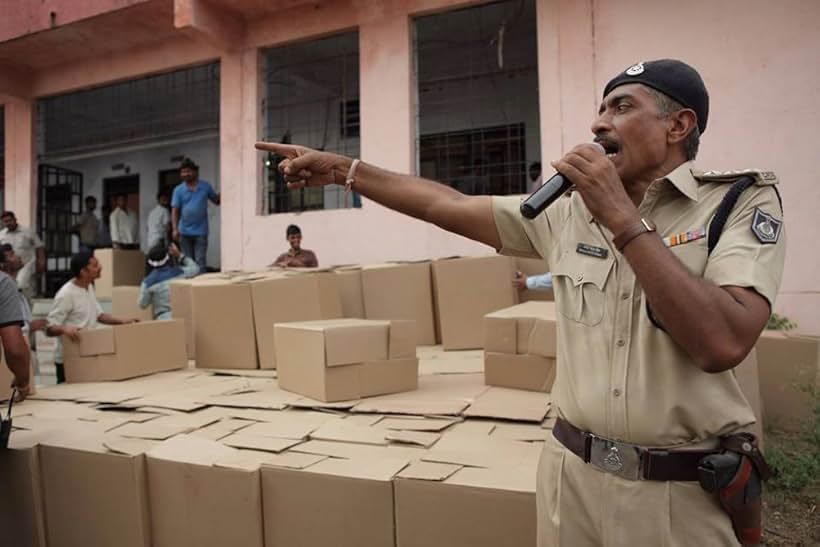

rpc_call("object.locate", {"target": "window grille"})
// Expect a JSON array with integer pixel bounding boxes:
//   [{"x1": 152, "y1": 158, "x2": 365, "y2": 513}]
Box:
[
  {"x1": 415, "y1": 0, "x2": 541, "y2": 196},
  {"x1": 263, "y1": 31, "x2": 361, "y2": 214},
  {"x1": 38, "y1": 63, "x2": 219, "y2": 158}
]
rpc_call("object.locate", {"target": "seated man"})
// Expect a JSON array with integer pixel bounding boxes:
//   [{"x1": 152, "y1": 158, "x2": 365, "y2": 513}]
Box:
[
  {"x1": 272, "y1": 224, "x2": 318, "y2": 268},
  {"x1": 139, "y1": 242, "x2": 199, "y2": 320},
  {"x1": 46, "y1": 252, "x2": 138, "y2": 384},
  {"x1": 513, "y1": 270, "x2": 554, "y2": 291}
]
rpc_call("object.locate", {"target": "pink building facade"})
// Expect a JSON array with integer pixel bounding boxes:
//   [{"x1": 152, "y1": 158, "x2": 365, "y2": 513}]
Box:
[{"x1": 1, "y1": 0, "x2": 818, "y2": 332}]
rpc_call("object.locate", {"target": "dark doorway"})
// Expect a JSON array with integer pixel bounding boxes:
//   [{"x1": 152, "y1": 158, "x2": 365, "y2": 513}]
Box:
[
  {"x1": 158, "y1": 168, "x2": 181, "y2": 198},
  {"x1": 103, "y1": 174, "x2": 140, "y2": 220},
  {"x1": 38, "y1": 164, "x2": 83, "y2": 297}
]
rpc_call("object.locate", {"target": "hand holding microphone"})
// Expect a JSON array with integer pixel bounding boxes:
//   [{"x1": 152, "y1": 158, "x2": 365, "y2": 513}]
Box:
[{"x1": 520, "y1": 142, "x2": 607, "y2": 219}]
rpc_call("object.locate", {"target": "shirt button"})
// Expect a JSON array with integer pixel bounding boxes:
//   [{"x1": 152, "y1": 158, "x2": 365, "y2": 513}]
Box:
[
  {"x1": 616, "y1": 339, "x2": 625, "y2": 347},
  {"x1": 613, "y1": 388, "x2": 622, "y2": 397},
  {"x1": 576, "y1": 274, "x2": 584, "y2": 282}
]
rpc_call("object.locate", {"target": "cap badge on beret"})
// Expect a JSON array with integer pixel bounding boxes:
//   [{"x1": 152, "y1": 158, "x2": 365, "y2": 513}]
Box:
[{"x1": 625, "y1": 62, "x2": 645, "y2": 76}]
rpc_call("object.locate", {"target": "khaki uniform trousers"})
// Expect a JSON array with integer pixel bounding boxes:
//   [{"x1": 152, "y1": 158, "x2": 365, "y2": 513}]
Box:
[{"x1": 536, "y1": 433, "x2": 740, "y2": 546}]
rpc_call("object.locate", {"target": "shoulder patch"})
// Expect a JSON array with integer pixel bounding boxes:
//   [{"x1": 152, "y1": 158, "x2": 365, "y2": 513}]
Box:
[
  {"x1": 751, "y1": 207, "x2": 782, "y2": 244},
  {"x1": 693, "y1": 169, "x2": 778, "y2": 187}
]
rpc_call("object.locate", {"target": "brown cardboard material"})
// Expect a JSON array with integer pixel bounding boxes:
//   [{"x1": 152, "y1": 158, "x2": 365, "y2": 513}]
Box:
[
  {"x1": 463, "y1": 387, "x2": 552, "y2": 422},
  {"x1": 261, "y1": 457, "x2": 405, "y2": 547},
  {"x1": 111, "y1": 286, "x2": 154, "y2": 321},
  {"x1": 39, "y1": 433, "x2": 152, "y2": 547},
  {"x1": 61, "y1": 320, "x2": 186, "y2": 382},
  {"x1": 275, "y1": 319, "x2": 419, "y2": 402},
  {"x1": 362, "y1": 262, "x2": 437, "y2": 345},
  {"x1": 484, "y1": 302, "x2": 557, "y2": 391},
  {"x1": 484, "y1": 352, "x2": 557, "y2": 392},
  {"x1": 146, "y1": 435, "x2": 264, "y2": 547},
  {"x1": 0, "y1": 429, "x2": 52, "y2": 547},
  {"x1": 755, "y1": 330, "x2": 820, "y2": 431},
  {"x1": 431, "y1": 256, "x2": 518, "y2": 350},
  {"x1": 484, "y1": 301, "x2": 557, "y2": 357},
  {"x1": 394, "y1": 474, "x2": 536, "y2": 547},
  {"x1": 515, "y1": 256, "x2": 554, "y2": 302},
  {"x1": 250, "y1": 272, "x2": 343, "y2": 369},
  {"x1": 94, "y1": 248, "x2": 145, "y2": 299},
  {"x1": 192, "y1": 280, "x2": 258, "y2": 369},
  {"x1": 334, "y1": 267, "x2": 366, "y2": 318},
  {"x1": 169, "y1": 279, "x2": 195, "y2": 358},
  {"x1": 0, "y1": 347, "x2": 34, "y2": 400}
]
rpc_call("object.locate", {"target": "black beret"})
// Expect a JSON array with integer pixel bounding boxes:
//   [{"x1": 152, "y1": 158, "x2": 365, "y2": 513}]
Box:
[{"x1": 603, "y1": 59, "x2": 709, "y2": 134}]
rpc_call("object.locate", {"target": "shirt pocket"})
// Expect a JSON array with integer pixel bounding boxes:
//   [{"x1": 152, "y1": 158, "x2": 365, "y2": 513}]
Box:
[
  {"x1": 669, "y1": 236, "x2": 708, "y2": 276},
  {"x1": 551, "y1": 250, "x2": 615, "y2": 327}
]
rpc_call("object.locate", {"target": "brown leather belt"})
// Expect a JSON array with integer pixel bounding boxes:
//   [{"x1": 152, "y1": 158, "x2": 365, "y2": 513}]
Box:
[{"x1": 553, "y1": 417, "x2": 718, "y2": 481}]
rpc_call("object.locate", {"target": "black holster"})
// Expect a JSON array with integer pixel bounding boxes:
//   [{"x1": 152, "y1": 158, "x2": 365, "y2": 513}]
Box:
[{"x1": 697, "y1": 433, "x2": 776, "y2": 546}]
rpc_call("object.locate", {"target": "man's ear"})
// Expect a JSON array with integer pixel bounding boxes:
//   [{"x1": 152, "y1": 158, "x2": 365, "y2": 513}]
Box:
[{"x1": 668, "y1": 108, "x2": 698, "y2": 146}]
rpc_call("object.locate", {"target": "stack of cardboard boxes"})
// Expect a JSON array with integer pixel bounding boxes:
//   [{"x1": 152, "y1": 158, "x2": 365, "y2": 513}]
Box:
[{"x1": 483, "y1": 301, "x2": 558, "y2": 392}]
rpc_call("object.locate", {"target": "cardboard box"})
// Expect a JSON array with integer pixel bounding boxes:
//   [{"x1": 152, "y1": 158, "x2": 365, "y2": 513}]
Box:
[
  {"x1": 362, "y1": 262, "x2": 437, "y2": 345},
  {"x1": 432, "y1": 256, "x2": 518, "y2": 350},
  {"x1": 275, "y1": 319, "x2": 418, "y2": 402},
  {"x1": 191, "y1": 280, "x2": 258, "y2": 369},
  {"x1": 483, "y1": 301, "x2": 557, "y2": 392},
  {"x1": 0, "y1": 346, "x2": 35, "y2": 400},
  {"x1": 262, "y1": 456, "x2": 404, "y2": 547},
  {"x1": 169, "y1": 279, "x2": 195, "y2": 359},
  {"x1": 754, "y1": 330, "x2": 820, "y2": 431},
  {"x1": 0, "y1": 429, "x2": 51, "y2": 547},
  {"x1": 146, "y1": 435, "x2": 264, "y2": 547},
  {"x1": 335, "y1": 267, "x2": 366, "y2": 319},
  {"x1": 39, "y1": 434, "x2": 152, "y2": 547},
  {"x1": 61, "y1": 320, "x2": 186, "y2": 382},
  {"x1": 250, "y1": 272, "x2": 343, "y2": 369},
  {"x1": 484, "y1": 353, "x2": 556, "y2": 393},
  {"x1": 515, "y1": 256, "x2": 554, "y2": 302},
  {"x1": 484, "y1": 301, "x2": 557, "y2": 357},
  {"x1": 394, "y1": 470, "x2": 536, "y2": 547},
  {"x1": 111, "y1": 286, "x2": 154, "y2": 321},
  {"x1": 394, "y1": 431, "x2": 538, "y2": 547},
  {"x1": 94, "y1": 249, "x2": 146, "y2": 299}
]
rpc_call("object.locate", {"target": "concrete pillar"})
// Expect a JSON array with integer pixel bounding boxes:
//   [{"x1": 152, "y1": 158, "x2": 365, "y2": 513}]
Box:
[
  {"x1": 220, "y1": 47, "x2": 261, "y2": 270},
  {"x1": 2, "y1": 98, "x2": 37, "y2": 226}
]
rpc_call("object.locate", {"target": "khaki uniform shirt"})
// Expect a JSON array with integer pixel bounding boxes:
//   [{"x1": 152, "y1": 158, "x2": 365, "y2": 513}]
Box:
[{"x1": 493, "y1": 162, "x2": 786, "y2": 447}]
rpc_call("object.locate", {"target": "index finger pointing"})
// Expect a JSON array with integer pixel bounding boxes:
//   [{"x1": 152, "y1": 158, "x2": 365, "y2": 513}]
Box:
[{"x1": 255, "y1": 142, "x2": 299, "y2": 158}]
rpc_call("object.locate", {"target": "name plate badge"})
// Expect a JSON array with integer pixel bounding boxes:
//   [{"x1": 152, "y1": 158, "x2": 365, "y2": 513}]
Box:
[{"x1": 576, "y1": 243, "x2": 609, "y2": 259}]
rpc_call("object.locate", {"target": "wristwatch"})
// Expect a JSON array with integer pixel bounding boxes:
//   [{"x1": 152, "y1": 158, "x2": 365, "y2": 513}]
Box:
[{"x1": 613, "y1": 218, "x2": 657, "y2": 252}]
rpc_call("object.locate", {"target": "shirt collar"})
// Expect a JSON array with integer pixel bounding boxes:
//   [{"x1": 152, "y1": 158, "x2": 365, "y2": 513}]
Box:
[{"x1": 663, "y1": 161, "x2": 699, "y2": 202}]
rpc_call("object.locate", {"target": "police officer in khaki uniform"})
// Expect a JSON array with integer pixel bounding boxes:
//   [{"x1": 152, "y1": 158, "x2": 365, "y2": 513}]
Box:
[{"x1": 256, "y1": 58, "x2": 785, "y2": 546}]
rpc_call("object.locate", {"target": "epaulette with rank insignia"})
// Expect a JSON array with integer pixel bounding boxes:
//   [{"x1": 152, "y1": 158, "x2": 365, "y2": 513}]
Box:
[{"x1": 692, "y1": 168, "x2": 779, "y2": 187}]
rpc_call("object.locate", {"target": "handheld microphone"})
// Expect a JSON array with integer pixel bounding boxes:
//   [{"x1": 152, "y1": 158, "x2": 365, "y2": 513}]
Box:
[{"x1": 520, "y1": 143, "x2": 605, "y2": 219}]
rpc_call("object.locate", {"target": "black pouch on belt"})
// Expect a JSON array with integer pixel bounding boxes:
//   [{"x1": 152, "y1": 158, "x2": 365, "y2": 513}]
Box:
[{"x1": 697, "y1": 433, "x2": 776, "y2": 546}]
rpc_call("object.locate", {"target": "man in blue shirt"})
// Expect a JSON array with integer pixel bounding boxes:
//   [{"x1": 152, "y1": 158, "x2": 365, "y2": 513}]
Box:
[{"x1": 171, "y1": 158, "x2": 220, "y2": 273}]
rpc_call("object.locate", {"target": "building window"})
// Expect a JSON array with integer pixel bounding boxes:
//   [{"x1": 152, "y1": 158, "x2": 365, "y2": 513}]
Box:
[
  {"x1": 38, "y1": 63, "x2": 220, "y2": 158},
  {"x1": 263, "y1": 31, "x2": 361, "y2": 214},
  {"x1": 415, "y1": 0, "x2": 541, "y2": 196}
]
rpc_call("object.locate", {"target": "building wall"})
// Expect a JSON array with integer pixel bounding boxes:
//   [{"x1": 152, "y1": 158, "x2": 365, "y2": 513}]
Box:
[{"x1": 1, "y1": 0, "x2": 818, "y2": 333}]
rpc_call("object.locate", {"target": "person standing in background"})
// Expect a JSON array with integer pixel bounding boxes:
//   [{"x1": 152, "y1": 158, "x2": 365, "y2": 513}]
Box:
[
  {"x1": 109, "y1": 194, "x2": 139, "y2": 250},
  {"x1": 146, "y1": 191, "x2": 171, "y2": 250},
  {"x1": 71, "y1": 196, "x2": 100, "y2": 253},
  {"x1": 171, "y1": 158, "x2": 220, "y2": 273},
  {"x1": 0, "y1": 211, "x2": 46, "y2": 302},
  {"x1": 272, "y1": 224, "x2": 318, "y2": 268}
]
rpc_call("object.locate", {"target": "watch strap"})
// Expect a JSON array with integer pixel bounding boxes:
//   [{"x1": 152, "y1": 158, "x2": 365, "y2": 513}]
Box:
[{"x1": 613, "y1": 218, "x2": 656, "y2": 252}]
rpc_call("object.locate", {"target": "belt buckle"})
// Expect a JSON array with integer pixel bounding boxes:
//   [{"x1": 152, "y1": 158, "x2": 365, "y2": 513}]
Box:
[{"x1": 588, "y1": 435, "x2": 642, "y2": 480}]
